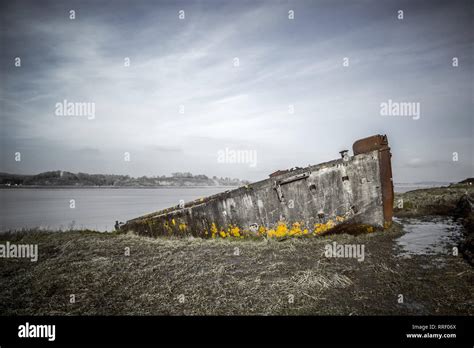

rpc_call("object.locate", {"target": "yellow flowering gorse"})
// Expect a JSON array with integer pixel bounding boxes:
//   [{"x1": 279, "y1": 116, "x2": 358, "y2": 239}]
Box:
[{"x1": 161, "y1": 215, "x2": 375, "y2": 240}]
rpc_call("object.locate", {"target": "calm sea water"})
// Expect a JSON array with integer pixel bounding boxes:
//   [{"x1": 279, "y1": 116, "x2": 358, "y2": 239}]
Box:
[
  {"x1": 0, "y1": 187, "x2": 231, "y2": 232},
  {"x1": 394, "y1": 216, "x2": 463, "y2": 258},
  {"x1": 0, "y1": 184, "x2": 446, "y2": 232}
]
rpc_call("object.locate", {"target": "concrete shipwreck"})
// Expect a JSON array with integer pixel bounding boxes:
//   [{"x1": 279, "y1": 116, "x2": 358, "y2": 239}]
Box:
[{"x1": 121, "y1": 134, "x2": 394, "y2": 238}]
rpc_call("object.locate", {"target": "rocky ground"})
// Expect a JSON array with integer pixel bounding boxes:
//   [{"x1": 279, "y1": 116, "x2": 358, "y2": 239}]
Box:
[{"x1": 0, "y1": 183, "x2": 473, "y2": 315}]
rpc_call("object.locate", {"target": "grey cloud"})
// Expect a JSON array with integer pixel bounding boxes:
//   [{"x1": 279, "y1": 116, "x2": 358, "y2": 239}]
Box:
[{"x1": 0, "y1": 0, "x2": 472, "y2": 182}]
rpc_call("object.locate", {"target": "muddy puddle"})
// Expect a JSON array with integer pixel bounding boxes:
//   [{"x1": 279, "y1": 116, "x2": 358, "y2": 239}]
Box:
[{"x1": 394, "y1": 216, "x2": 463, "y2": 260}]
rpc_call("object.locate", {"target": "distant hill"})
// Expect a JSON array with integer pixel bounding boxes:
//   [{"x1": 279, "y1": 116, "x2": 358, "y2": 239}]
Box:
[
  {"x1": 459, "y1": 178, "x2": 474, "y2": 185},
  {"x1": 0, "y1": 171, "x2": 250, "y2": 187},
  {"x1": 394, "y1": 181, "x2": 452, "y2": 186}
]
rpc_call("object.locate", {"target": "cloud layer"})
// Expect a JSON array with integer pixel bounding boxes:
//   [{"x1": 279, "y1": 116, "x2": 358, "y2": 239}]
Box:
[{"x1": 1, "y1": 0, "x2": 472, "y2": 182}]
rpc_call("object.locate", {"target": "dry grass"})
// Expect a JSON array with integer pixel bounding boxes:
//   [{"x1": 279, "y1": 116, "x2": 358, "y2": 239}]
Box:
[
  {"x1": 394, "y1": 185, "x2": 474, "y2": 217},
  {"x1": 1, "y1": 222, "x2": 473, "y2": 316}
]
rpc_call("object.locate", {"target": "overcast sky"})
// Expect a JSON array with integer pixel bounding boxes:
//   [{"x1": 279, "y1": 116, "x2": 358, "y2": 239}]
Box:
[{"x1": 1, "y1": 0, "x2": 472, "y2": 182}]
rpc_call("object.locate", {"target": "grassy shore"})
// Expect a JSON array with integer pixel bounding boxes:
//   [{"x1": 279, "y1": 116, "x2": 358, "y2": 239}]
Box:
[
  {"x1": 0, "y1": 185, "x2": 473, "y2": 315},
  {"x1": 394, "y1": 183, "x2": 474, "y2": 219}
]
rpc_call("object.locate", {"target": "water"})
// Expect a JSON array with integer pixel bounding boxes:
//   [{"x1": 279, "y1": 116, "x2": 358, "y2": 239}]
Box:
[
  {"x1": 394, "y1": 216, "x2": 463, "y2": 258},
  {"x1": 0, "y1": 187, "x2": 232, "y2": 232},
  {"x1": 1, "y1": 186, "x2": 463, "y2": 238}
]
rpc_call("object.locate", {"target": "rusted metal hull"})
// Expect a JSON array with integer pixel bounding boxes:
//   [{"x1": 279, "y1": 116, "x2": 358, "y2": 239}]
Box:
[
  {"x1": 353, "y1": 134, "x2": 394, "y2": 227},
  {"x1": 121, "y1": 134, "x2": 394, "y2": 238}
]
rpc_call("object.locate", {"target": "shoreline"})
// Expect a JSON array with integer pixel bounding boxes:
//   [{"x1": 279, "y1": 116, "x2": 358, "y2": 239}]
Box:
[
  {"x1": 0, "y1": 183, "x2": 458, "y2": 193},
  {"x1": 0, "y1": 185, "x2": 238, "y2": 189},
  {"x1": 0, "y1": 184, "x2": 472, "y2": 315}
]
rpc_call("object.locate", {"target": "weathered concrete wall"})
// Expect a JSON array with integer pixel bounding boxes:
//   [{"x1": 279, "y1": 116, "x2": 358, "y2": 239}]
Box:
[{"x1": 121, "y1": 149, "x2": 386, "y2": 238}]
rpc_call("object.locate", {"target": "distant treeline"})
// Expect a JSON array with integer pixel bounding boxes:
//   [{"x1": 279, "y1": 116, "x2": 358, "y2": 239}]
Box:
[{"x1": 0, "y1": 171, "x2": 250, "y2": 187}]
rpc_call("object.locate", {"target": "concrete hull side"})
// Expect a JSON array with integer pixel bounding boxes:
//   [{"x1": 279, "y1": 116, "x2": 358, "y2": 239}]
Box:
[{"x1": 121, "y1": 149, "x2": 385, "y2": 238}]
